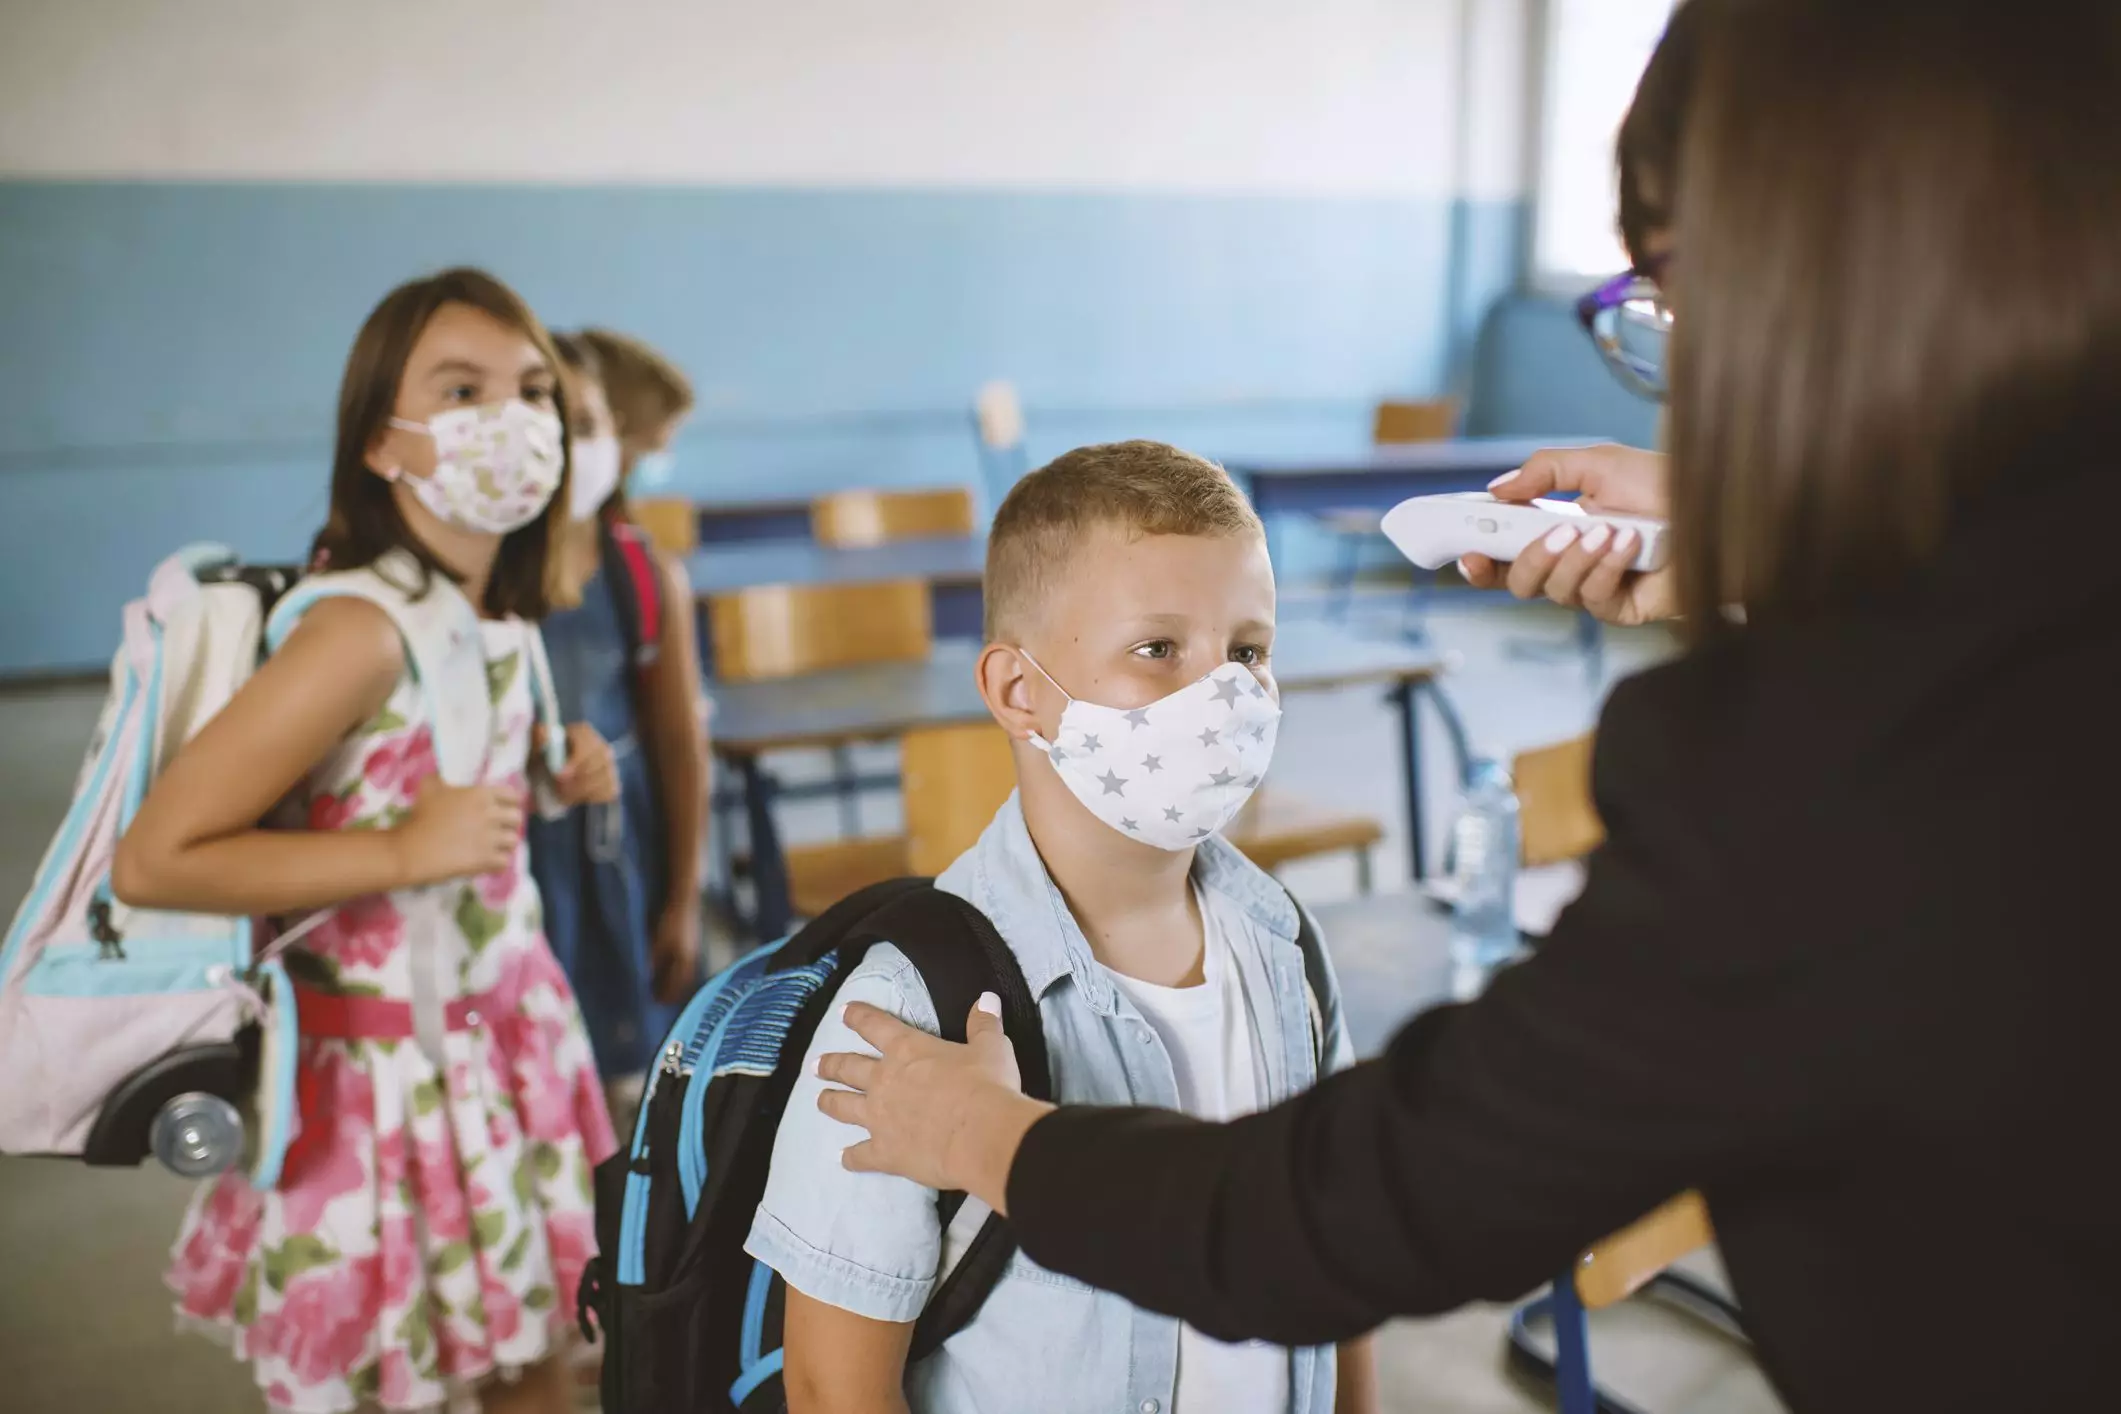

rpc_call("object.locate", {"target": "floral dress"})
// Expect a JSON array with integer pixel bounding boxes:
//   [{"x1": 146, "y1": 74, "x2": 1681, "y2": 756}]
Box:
[{"x1": 168, "y1": 618, "x2": 618, "y2": 1414}]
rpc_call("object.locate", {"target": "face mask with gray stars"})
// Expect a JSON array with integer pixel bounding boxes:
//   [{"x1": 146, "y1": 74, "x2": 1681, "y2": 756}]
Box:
[{"x1": 1020, "y1": 651, "x2": 1281, "y2": 850}]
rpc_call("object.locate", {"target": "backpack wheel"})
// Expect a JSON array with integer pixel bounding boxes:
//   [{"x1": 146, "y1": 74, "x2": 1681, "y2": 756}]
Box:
[{"x1": 150, "y1": 1092, "x2": 245, "y2": 1178}]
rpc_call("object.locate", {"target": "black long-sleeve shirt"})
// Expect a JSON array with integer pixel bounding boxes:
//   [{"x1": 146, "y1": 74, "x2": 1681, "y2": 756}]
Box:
[{"x1": 1007, "y1": 477, "x2": 2121, "y2": 1413}]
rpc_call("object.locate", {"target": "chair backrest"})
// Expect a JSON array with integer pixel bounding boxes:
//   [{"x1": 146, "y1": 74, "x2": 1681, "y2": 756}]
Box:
[
  {"x1": 707, "y1": 578, "x2": 932, "y2": 683},
  {"x1": 629, "y1": 497, "x2": 699, "y2": 555},
  {"x1": 1575, "y1": 1192, "x2": 1715, "y2": 1309},
  {"x1": 812, "y1": 487, "x2": 977, "y2": 547},
  {"x1": 1512, "y1": 732, "x2": 1603, "y2": 867},
  {"x1": 1372, "y1": 399, "x2": 1460, "y2": 446},
  {"x1": 901, "y1": 721, "x2": 1017, "y2": 875}
]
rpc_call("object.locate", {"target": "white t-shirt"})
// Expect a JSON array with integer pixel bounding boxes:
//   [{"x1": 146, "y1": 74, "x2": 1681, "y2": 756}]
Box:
[{"x1": 1104, "y1": 889, "x2": 1292, "y2": 1414}]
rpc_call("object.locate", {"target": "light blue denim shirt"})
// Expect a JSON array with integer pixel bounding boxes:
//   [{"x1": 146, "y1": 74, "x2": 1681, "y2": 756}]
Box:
[{"x1": 745, "y1": 792, "x2": 1356, "y2": 1414}]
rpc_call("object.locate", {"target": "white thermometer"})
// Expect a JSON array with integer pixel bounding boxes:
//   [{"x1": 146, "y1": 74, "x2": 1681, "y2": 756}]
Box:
[{"x1": 1381, "y1": 493, "x2": 1669, "y2": 573}]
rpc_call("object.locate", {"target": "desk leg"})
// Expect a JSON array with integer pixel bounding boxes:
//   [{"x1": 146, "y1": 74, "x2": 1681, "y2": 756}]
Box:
[
  {"x1": 735, "y1": 755, "x2": 792, "y2": 943},
  {"x1": 1391, "y1": 681, "x2": 1427, "y2": 882},
  {"x1": 1393, "y1": 680, "x2": 1473, "y2": 883}
]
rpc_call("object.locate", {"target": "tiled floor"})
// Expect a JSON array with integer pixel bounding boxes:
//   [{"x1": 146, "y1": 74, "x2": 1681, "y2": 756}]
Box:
[{"x1": 0, "y1": 592, "x2": 1786, "y2": 1413}]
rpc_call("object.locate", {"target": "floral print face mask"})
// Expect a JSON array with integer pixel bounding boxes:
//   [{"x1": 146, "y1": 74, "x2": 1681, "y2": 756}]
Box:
[{"x1": 386, "y1": 399, "x2": 565, "y2": 535}]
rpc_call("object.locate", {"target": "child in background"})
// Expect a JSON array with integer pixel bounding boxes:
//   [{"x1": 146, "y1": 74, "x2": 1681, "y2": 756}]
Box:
[
  {"x1": 580, "y1": 328, "x2": 694, "y2": 496},
  {"x1": 114, "y1": 268, "x2": 621, "y2": 1414},
  {"x1": 748, "y1": 442, "x2": 1379, "y2": 1413},
  {"x1": 530, "y1": 333, "x2": 711, "y2": 1118}
]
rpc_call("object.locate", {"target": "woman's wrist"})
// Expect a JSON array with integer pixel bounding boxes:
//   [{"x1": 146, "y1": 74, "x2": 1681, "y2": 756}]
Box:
[{"x1": 951, "y1": 1091, "x2": 1053, "y2": 1217}]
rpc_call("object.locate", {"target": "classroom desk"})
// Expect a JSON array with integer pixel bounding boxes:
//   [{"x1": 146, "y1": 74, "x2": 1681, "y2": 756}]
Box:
[
  {"x1": 684, "y1": 535, "x2": 984, "y2": 595},
  {"x1": 711, "y1": 629, "x2": 1459, "y2": 939},
  {"x1": 1225, "y1": 437, "x2": 1598, "y2": 565}
]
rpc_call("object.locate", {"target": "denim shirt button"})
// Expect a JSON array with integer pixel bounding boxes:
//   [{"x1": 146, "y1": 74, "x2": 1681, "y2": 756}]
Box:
[{"x1": 1139, "y1": 1401, "x2": 1161, "y2": 1414}]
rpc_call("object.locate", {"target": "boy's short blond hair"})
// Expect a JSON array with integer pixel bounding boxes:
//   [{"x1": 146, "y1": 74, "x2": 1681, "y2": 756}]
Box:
[
  {"x1": 984, "y1": 440, "x2": 1264, "y2": 639},
  {"x1": 579, "y1": 329, "x2": 694, "y2": 441}
]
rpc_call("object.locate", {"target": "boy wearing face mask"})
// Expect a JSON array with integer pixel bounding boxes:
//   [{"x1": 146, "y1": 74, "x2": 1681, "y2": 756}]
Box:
[{"x1": 746, "y1": 442, "x2": 1376, "y2": 1414}]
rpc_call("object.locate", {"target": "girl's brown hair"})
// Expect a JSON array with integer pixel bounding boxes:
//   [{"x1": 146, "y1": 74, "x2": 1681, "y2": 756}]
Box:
[
  {"x1": 312, "y1": 268, "x2": 571, "y2": 619},
  {"x1": 1664, "y1": 0, "x2": 2121, "y2": 637}
]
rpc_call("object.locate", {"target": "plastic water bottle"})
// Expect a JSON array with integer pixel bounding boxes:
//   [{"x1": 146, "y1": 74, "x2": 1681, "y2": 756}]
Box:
[{"x1": 1448, "y1": 758, "x2": 1522, "y2": 983}]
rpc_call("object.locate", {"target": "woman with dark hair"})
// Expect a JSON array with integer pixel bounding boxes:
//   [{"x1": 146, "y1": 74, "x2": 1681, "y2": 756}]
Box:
[{"x1": 810, "y1": 3, "x2": 2121, "y2": 1409}]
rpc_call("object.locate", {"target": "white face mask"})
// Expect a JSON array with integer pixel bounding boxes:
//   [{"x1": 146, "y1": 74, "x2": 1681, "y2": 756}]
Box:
[
  {"x1": 568, "y1": 433, "x2": 623, "y2": 520},
  {"x1": 386, "y1": 399, "x2": 565, "y2": 535},
  {"x1": 1022, "y1": 651, "x2": 1281, "y2": 851}
]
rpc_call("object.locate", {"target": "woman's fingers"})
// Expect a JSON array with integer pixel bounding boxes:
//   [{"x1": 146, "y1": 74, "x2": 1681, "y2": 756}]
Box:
[
  {"x1": 840, "y1": 1000, "x2": 921, "y2": 1052},
  {"x1": 1458, "y1": 552, "x2": 1502, "y2": 589},
  {"x1": 1540, "y1": 523, "x2": 1620, "y2": 606},
  {"x1": 1504, "y1": 525, "x2": 1576, "y2": 600},
  {"x1": 839, "y1": 1139, "x2": 878, "y2": 1172},
  {"x1": 1575, "y1": 527, "x2": 1642, "y2": 620},
  {"x1": 1487, "y1": 445, "x2": 1623, "y2": 505},
  {"x1": 816, "y1": 1050, "x2": 880, "y2": 1092}
]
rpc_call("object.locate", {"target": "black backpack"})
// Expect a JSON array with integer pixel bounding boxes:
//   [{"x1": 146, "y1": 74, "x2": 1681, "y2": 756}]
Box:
[{"x1": 578, "y1": 878, "x2": 1053, "y2": 1413}]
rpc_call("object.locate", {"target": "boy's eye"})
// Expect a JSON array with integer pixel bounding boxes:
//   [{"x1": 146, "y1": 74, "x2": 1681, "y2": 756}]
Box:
[
  {"x1": 1130, "y1": 640, "x2": 1175, "y2": 661},
  {"x1": 1230, "y1": 644, "x2": 1266, "y2": 667}
]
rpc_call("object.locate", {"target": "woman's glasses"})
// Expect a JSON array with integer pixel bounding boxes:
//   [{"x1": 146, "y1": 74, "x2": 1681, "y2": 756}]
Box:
[{"x1": 1576, "y1": 267, "x2": 1673, "y2": 402}]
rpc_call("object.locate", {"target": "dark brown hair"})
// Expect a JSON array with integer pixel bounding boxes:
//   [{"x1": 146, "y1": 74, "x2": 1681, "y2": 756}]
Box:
[
  {"x1": 312, "y1": 268, "x2": 571, "y2": 619},
  {"x1": 1615, "y1": 0, "x2": 1706, "y2": 267},
  {"x1": 984, "y1": 440, "x2": 1262, "y2": 639},
  {"x1": 1665, "y1": 0, "x2": 2121, "y2": 637}
]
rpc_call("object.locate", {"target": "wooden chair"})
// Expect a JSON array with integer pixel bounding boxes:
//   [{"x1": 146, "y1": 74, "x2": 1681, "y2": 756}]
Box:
[
  {"x1": 807, "y1": 486, "x2": 979, "y2": 831},
  {"x1": 1325, "y1": 398, "x2": 1462, "y2": 629},
  {"x1": 707, "y1": 579, "x2": 932, "y2": 921},
  {"x1": 811, "y1": 487, "x2": 977, "y2": 548},
  {"x1": 707, "y1": 579, "x2": 932, "y2": 684},
  {"x1": 1225, "y1": 791, "x2": 1384, "y2": 893},
  {"x1": 1506, "y1": 1193, "x2": 1748, "y2": 1414},
  {"x1": 895, "y1": 721, "x2": 1015, "y2": 875},
  {"x1": 1372, "y1": 398, "x2": 1461, "y2": 445},
  {"x1": 628, "y1": 497, "x2": 699, "y2": 555},
  {"x1": 1513, "y1": 732, "x2": 1603, "y2": 867}
]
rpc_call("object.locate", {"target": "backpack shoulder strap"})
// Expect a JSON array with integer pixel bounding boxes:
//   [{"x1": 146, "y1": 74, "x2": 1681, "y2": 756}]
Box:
[
  {"x1": 520, "y1": 620, "x2": 568, "y2": 779},
  {"x1": 835, "y1": 883, "x2": 1052, "y2": 1363},
  {"x1": 264, "y1": 553, "x2": 491, "y2": 786},
  {"x1": 600, "y1": 520, "x2": 663, "y2": 674},
  {"x1": 1283, "y1": 884, "x2": 1329, "y2": 1069}
]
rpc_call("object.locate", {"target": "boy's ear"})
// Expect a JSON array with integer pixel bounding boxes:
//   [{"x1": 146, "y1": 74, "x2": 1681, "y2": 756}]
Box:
[{"x1": 975, "y1": 643, "x2": 1043, "y2": 740}]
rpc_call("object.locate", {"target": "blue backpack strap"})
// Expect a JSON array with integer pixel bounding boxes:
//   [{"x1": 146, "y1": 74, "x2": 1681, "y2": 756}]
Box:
[
  {"x1": 264, "y1": 553, "x2": 492, "y2": 786},
  {"x1": 519, "y1": 617, "x2": 569, "y2": 784}
]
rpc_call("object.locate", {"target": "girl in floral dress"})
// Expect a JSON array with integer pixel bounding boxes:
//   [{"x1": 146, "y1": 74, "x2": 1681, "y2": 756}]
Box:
[{"x1": 113, "y1": 268, "x2": 622, "y2": 1414}]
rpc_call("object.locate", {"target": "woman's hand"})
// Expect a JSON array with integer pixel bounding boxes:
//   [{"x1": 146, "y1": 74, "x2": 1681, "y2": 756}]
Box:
[
  {"x1": 817, "y1": 995, "x2": 1053, "y2": 1211},
  {"x1": 545, "y1": 722, "x2": 620, "y2": 806},
  {"x1": 1458, "y1": 443, "x2": 1678, "y2": 626}
]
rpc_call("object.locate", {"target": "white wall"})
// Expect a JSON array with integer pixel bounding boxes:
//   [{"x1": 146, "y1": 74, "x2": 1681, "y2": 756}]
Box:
[{"x1": 1, "y1": 0, "x2": 1531, "y2": 198}]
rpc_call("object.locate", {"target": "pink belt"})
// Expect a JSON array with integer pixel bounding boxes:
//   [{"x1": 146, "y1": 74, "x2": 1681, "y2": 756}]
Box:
[{"x1": 291, "y1": 948, "x2": 564, "y2": 1041}]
